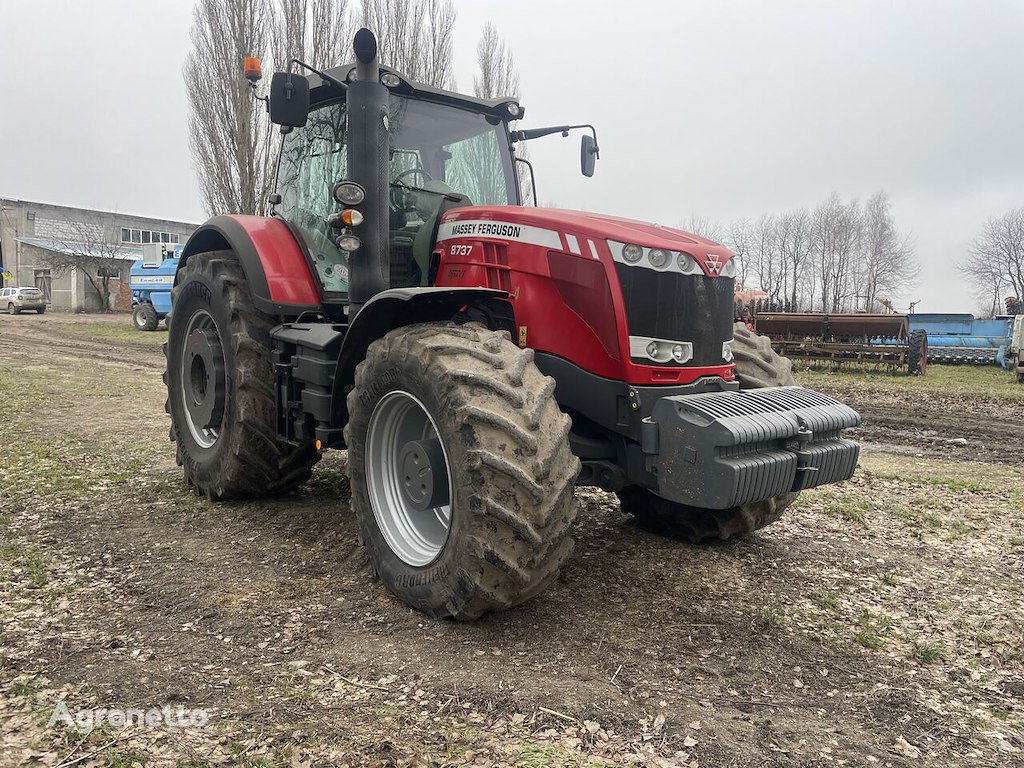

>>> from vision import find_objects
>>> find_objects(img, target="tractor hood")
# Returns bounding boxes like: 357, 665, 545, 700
440, 205, 735, 265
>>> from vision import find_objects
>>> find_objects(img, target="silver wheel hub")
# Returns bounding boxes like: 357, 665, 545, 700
365, 391, 453, 567
180, 309, 225, 449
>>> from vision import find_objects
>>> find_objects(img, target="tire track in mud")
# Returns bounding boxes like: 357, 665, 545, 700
826, 392, 1021, 466
0, 316, 165, 372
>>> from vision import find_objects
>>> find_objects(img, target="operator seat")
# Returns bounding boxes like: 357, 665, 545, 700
412, 180, 472, 286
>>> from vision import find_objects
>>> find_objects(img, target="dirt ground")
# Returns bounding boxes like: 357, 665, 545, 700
1, 312, 1022, 768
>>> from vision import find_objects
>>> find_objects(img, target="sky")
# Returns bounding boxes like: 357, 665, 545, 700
1, 0, 1022, 313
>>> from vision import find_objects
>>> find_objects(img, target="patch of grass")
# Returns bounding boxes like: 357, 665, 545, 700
854, 630, 883, 650
227, 743, 276, 768
824, 497, 871, 526
910, 640, 948, 664
814, 592, 839, 611
879, 570, 901, 587
889, 504, 943, 530
0, 544, 49, 586
756, 606, 785, 629
516, 744, 583, 768
61, 321, 167, 345
105, 749, 151, 768
796, 364, 1024, 404
9, 681, 40, 697
854, 609, 896, 650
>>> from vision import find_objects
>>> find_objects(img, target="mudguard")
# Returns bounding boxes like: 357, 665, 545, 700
179, 215, 321, 315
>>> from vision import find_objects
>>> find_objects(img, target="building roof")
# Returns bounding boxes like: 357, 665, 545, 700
2, 197, 199, 229
16, 237, 141, 261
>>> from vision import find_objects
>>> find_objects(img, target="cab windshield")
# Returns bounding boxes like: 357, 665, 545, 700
276, 95, 517, 294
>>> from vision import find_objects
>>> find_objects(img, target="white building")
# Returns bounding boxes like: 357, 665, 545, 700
0, 197, 198, 311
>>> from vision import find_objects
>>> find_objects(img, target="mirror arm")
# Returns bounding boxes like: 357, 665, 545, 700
511, 123, 600, 158
288, 58, 348, 91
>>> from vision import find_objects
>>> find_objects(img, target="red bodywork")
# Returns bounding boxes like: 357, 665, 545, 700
433, 206, 737, 386
228, 216, 320, 306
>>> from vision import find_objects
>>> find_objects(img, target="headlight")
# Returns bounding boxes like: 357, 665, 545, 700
677, 251, 702, 275
721, 258, 737, 278
333, 181, 366, 206
622, 243, 643, 263
336, 234, 361, 252
648, 249, 669, 268
629, 336, 693, 365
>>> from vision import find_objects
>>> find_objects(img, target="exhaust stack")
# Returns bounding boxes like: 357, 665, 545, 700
346, 28, 390, 317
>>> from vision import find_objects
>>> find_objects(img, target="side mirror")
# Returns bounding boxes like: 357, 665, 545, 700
269, 72, 310, 128
581, 134, 598, 177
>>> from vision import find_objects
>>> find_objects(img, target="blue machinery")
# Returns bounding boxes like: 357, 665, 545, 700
754, 311, 1021, 372
129, 243, 182, 330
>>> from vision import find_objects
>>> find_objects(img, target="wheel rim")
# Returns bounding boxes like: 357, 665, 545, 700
365, 390, 453, 567
179, 309, 226, 449
134, 309, 146, 328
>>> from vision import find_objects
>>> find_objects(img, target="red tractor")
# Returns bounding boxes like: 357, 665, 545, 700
166, 30, 860, 619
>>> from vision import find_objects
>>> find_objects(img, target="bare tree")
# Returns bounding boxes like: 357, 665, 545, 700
776, 208, 813, 310
185, 0, 276, 216
361, 0, 456, 88
963, 208, 1024, 316
752, 214, 785, 304
811, 194, 861, 312
273, 0, 356, 72
859, 190, 917, 311
473, 22, 519, 99
466, 22, 529, 204
724, 217, 753, 289
679, 214, 724, 244
40, 215, 135, 312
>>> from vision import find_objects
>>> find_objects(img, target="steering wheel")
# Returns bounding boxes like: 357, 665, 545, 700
393, 167, 433, 187
391, 167, 434, 214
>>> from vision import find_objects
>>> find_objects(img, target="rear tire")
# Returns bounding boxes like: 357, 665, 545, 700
132, 302, 159, 331
618, 322, 799, 542
345, 322, 579, 620
164, 251, 319, 499
907, 329, 927, 375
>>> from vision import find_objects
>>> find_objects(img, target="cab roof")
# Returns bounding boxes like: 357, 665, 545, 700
306, 64, 523, 123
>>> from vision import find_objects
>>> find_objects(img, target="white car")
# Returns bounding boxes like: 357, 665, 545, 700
1, 286, 47, 314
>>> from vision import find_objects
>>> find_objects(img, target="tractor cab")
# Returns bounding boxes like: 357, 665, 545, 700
272, 66, 522, 300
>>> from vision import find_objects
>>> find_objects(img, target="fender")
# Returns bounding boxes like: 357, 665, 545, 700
179, 215, 321, 315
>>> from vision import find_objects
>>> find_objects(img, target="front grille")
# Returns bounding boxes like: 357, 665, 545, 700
613, 265, 735, 366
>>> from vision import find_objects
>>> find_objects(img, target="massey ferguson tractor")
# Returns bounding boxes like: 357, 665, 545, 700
165, 29, 860, 619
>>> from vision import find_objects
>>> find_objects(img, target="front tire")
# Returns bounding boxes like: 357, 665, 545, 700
345, 322, 579, 620
618, 322, 799, 542
164, 251, 319, 499
133, 302, 159, 331
8, 303, 18, 315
